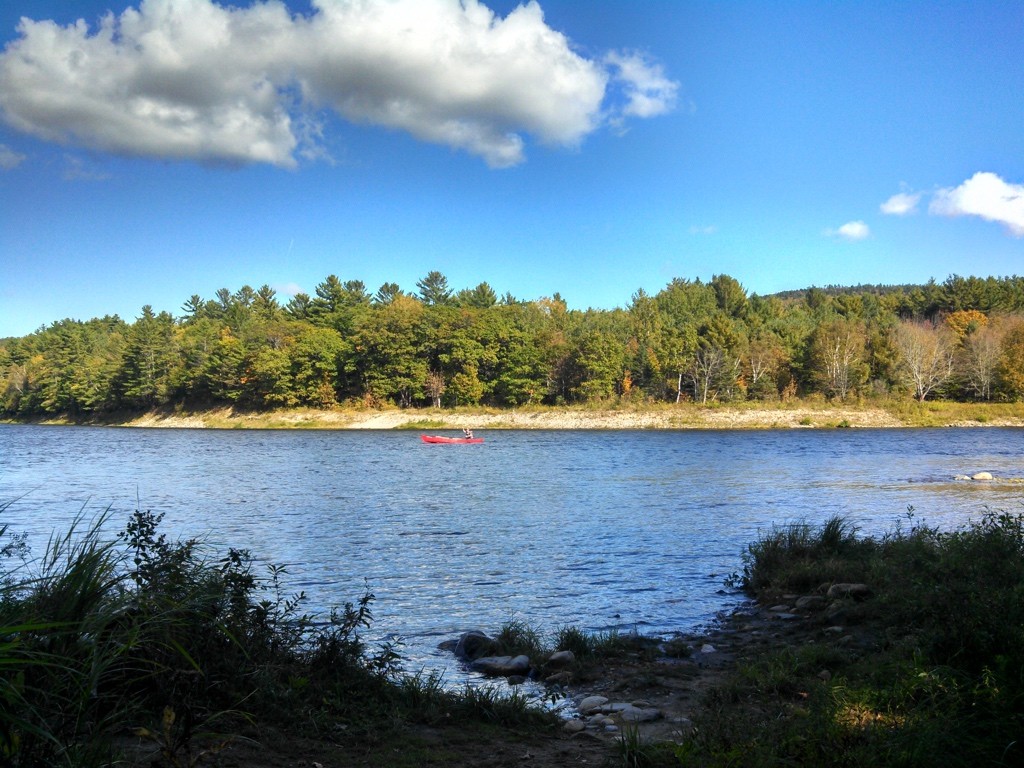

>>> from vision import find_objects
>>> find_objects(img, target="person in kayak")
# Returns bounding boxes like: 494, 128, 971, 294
463, 428, 475, 439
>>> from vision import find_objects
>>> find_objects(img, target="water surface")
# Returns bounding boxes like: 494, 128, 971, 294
2, 425, 1021, 679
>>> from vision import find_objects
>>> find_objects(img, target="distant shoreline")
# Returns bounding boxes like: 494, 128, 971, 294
8, 401, 1024, 430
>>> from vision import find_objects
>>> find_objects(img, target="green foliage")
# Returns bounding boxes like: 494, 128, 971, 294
615, 724, 680, 768
416, 271, 453, 307
553, 625, 634, 660
115, 306, 179, 408
997, 319, 1024, 398
740, 515, 872, 594
695, 511, 1024, 768
289, 327, 348, 407
1, 505, 574, 766
492, 616, 545, 659
7, 273, 1024, 417
0, 508, 398, 766
873, 510, 1024, 668
352, 296, 428, 408
456, 282, 498, 309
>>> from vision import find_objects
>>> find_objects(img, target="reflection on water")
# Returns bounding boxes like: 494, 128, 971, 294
1, 424, 1022, 680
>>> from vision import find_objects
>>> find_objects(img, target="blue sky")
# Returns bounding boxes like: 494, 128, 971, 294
1, 0, 1022, 338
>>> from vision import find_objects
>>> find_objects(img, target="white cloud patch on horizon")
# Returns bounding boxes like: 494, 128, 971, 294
274, 282, 305, 297
930, 172, 1024, 237
0, 143, 25, 169
0, 0, 678, 169
826, 220, 870, 241
880, 191, 921, 216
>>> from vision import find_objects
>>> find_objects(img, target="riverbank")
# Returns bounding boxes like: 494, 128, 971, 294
5, 509, 1022, 767
121, 511, 1024, 767
20, 399, 1024, 430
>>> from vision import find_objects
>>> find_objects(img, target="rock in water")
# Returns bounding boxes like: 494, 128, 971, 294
470, 654, 531, 677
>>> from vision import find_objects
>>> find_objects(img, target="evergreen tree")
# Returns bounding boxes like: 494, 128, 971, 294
416, 271, 453, 306
373, 283, 405, 306
285, 293, 313, 320
456, 282, 498, 308
116, 306, 179, 408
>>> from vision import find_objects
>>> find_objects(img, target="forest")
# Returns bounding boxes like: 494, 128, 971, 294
4, 272, 1024, 418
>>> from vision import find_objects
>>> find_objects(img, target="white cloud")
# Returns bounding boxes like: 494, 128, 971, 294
688, 225, 717, 235
930, 172, 1024, 237
0, 0, 678, 168
826, 220, 870, 241
0, 143, 26, 169
880, 191, 921, 216
605, 50, 678, 119
275, 282, 305, 297
0, 1, 300, 166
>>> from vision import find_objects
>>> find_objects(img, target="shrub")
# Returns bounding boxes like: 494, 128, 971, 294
493, 616, 544, 659
740, 515, 873, 594
693, 511, 1024, 768
0, 508, 393, 766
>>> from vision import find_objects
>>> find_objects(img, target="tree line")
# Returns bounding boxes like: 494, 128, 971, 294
4, 271, 1024, 417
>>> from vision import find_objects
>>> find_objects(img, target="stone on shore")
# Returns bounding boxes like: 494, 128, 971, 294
454, 631, 497, 660
618, 705, 662, 723
546, 650, 576, 669
795, 595, 826, 611
578, 695, 609, 714
826, 583, 873, 601
470, 654, 531, 677
562, 719, 586, 734
575, 695, 663, 727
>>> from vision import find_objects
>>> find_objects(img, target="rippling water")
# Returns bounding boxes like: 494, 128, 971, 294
1, 424, 1022, 679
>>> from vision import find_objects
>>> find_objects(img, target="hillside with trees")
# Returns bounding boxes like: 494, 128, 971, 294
4, 272, 1024, 418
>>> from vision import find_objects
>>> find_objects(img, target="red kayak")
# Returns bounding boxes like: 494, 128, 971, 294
420, 435, 484, 444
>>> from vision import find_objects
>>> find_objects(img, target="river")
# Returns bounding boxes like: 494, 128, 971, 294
1, 424, 1021, 680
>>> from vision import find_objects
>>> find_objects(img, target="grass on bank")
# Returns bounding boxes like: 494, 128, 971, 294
0, 504, 556, 767
880, 398, 1024, 427
668, 509, 1024, 768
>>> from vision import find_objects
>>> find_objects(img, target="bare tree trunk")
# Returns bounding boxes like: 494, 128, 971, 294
895, 321, 955, 401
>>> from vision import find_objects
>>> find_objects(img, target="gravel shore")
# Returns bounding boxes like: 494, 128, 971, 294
122, 405, 912, 430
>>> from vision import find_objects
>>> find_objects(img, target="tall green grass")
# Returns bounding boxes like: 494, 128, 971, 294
738, 515, 875, 594
0, 503, 571, 767
0, 507, 488, 767
684, 510, 1024, 767
1, 509, 133, 766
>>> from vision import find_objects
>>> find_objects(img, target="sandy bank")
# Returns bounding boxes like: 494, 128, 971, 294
112, 403, 1024, 431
